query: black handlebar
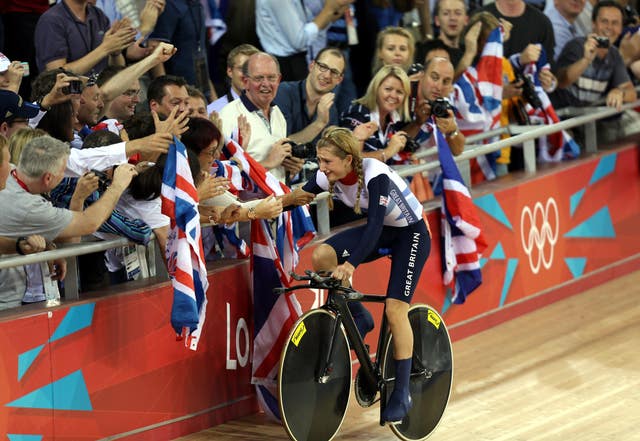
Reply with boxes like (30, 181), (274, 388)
(273, 270), (351, 295)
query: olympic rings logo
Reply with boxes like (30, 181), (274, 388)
(520, 198), (559, 274)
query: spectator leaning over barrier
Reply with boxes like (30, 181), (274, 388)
(219, 52), (301, 183)
(207, 44), (260, 115)
(0, 135), (138, 310)
(34, 0), (137, 75)
(555, 0), (638, 144)
(0, 135), (47, 256)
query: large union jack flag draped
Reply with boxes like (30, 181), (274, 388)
(437, 129), (488, 304)
(510, 47), (581, 161)
(453, 26), (505, 182)
(161, 137), (209, 351)
(222, 137), (316, 419)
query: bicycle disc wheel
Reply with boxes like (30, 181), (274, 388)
(381, 304), (453, 440)
(279, 308), (352, 441)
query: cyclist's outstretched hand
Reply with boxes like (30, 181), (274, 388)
(332, 262), (354, 283)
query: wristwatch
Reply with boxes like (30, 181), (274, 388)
(247, 207), (257, 220)
(446, 129), (459, 138)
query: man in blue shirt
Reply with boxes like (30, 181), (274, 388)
(274, 47), (346, 145)
(545, 0), (587, 60)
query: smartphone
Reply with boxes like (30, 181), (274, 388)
(20, 62), (30, 77)
(63, 79), (84, 95)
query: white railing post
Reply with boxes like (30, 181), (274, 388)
(316, 196), (331, 235)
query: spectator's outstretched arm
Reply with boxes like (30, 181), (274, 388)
(0, 62), (26, 94)
(606, 81), (637, 111)
(557, 36), (597, 89)
(101, 42), (176, 103)
(56, 164), (138, 239)
(0, 235), (46, 255)
(139, 0), (166, 36)
(45, 19), (136, 75)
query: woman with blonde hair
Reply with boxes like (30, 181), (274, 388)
(8, 127), (48, 164)
(372, 26), (416, 75)
(340, 65), (412, 164)
(289, 126), (431, 424)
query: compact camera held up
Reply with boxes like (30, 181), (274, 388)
(90, 169), (112, 193)
(399, 134), (420, 153)
(594, 36), (610, 49)
(428, 98), (453, 118)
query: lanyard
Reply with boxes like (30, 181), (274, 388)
(11, 169), (30, 192)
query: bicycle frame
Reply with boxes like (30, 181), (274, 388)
(319, 287), (388, 395)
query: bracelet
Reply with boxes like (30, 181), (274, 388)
(446, 129), (459, 138)
(247, 207), (257, 220)
(380, 150), (387, 162)
(16, 237), (27, 255)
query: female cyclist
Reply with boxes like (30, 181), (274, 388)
(289, 126), (431, 423)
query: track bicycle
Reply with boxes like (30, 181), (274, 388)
(275, 271), (454, 441)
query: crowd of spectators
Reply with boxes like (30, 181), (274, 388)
(0, 0), (639, 311)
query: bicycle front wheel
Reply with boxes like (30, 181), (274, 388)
(279, 308), (352, 441)
(381, 304), (454, 440)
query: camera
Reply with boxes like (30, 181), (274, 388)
(514, 72), (542, 110)
(63, 79), (84, 95)
(407, 63), (424, 76)
(289, 141), (317, 160)
(623, 5), (639, 27)
(428, 98), (453, 118)
(400, 134), (420, 153)
(90, 169), (111, 193)
(594, 36), (610, 48)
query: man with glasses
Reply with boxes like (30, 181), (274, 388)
(274, 47), (346, 147)
(219, 52), (300, 183)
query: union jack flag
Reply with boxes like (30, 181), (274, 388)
(437, 129), (488, 304)
(161, 137), (209, 351)
(453, 26), (505, 182)
(223, 137), (316, 419)
(511, 47), (581, 161)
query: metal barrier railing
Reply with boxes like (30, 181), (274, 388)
(1, 101), (638, 305)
